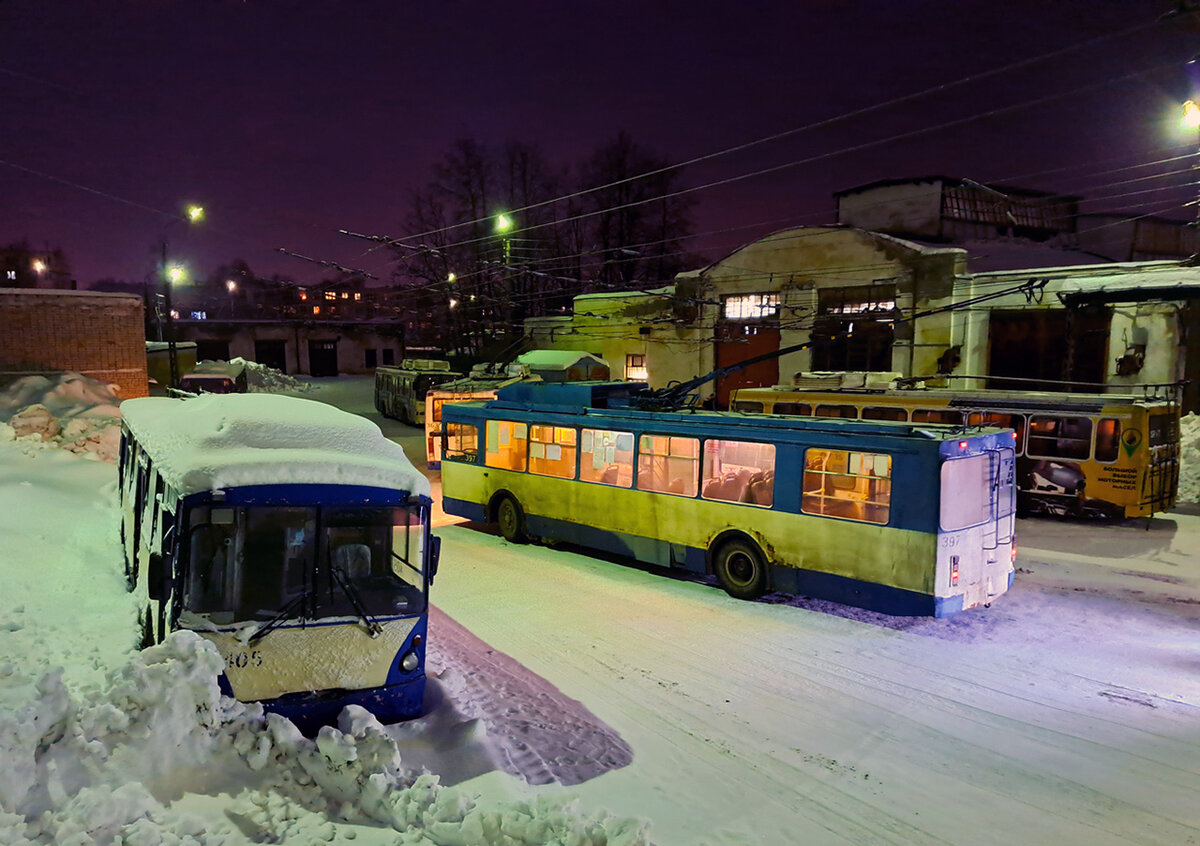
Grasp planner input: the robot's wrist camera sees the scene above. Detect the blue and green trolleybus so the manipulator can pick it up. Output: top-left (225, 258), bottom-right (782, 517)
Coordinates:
top-left (440, 380), bottom-right (1016, 617)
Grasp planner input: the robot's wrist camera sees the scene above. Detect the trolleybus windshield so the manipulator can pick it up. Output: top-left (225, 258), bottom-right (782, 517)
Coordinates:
top-left (184, 504), bottom-right (427, 625)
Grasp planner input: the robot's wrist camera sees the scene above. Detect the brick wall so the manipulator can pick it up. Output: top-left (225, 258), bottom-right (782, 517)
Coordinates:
top-left (0, 288), bottom-right (149, 399)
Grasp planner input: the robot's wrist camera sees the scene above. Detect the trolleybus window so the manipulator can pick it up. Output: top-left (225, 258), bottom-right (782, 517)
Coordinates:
top-left (1028, 415), bottom-right (1092, 460)
top-left (775, 402), bottom-right (811, 415)
top-left (913, 409), bottom-right (964, 425)
top-left (1148, 414), bottom-right (1175, 445)
top-left (967, 411), bottom-right (1026, 451)
top-left (701, 439), bottom-right (776, 506)
top-left (802, 449), bottom-right (892, 524)
top-left (529, 425), bottom-right (578, 479)
top-left (444, 422), bottom-right (479, 462)
top-left (863, 406), bottom-right (908, 421)
top-left (940, 455), bottom-right (991, 531)
top-left (1095, 418), bottom-right (1121, 463)
top-left (485, 420), bottom-right (528, 471)
top-left (580, 428), bottom-right (635, 487)
top-left (637, 435), bottom-right (700, 496)
top-left (816, 404), bottom-right (857, 418)
top-left (730, 400), bottom-right (765, 413)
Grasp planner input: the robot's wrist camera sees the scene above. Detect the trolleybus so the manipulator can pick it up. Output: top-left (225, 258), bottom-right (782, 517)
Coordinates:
top-left (374, 359), bottom-right (461, 426)
top-left (119, 393), bottom-right (440, 731)
top-left (440, 380), bottom-right (1016, 617)
top-left (730, 380), bottom-right (1180, 519)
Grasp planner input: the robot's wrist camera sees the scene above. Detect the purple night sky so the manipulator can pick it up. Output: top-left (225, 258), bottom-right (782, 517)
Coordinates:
top-left (2, 1), bottom-right (1197, 288)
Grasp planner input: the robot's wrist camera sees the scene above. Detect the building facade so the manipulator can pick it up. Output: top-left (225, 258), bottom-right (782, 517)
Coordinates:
top-left (0, 288), bottom-right (148, 398)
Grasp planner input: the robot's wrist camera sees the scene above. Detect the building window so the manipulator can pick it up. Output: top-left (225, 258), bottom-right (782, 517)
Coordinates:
top-left (365, 349), bottom-right (378, 368)
top-left (723, 293), bottom-right (779, 320)
top-left (5, 270), bottom-right (15, 280)
top-left (324, 291), bottom-right (336, 301)
top-left (312, 306), bottom-right (320, 315)
top-left (190, 311), bottom-right (207, 320)
top-left (354, 292), bottom-right (361, 301)
top-left (299, 291), bottom-right (308, 301)
top-left (625, 353), bottom-right (648, 381)
top-left (341, 292), bottom-right (349, 299)
top-left (382, 349), bottom-right (395, 365)
top-left (802, 449), bottom-right (892, 524)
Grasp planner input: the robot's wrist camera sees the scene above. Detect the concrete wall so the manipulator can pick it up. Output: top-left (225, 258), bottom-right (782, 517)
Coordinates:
top-left (0, 288), bottom-right (148, 398)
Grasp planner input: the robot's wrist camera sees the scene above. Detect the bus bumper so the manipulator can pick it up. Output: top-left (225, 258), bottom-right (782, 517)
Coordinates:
top-left (246, 677), bottom-right (427, 736)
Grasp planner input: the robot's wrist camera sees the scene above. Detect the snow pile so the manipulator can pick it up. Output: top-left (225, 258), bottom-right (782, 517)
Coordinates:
top-left (231, 357), bottom-right (313, 393)
top-left (1179, 412), bottom-right (1200, 503)
top-left (121, 394), bottom-right (431, 496)
top-left (0, 631), bottom-right (649, 845)
top-left (0, 373), bottom-right (122, 462)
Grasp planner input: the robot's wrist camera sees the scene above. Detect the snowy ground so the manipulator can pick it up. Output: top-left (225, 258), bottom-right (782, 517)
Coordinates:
top-left (0, 375), bottom-right (1197, 844)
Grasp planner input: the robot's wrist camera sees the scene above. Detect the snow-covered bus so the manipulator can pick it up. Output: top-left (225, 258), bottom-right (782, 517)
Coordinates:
top-left (374, 359), bottom-right (461, 426)
top-left (119, 393), bottom-right (440, 731)
top-left (730, 380), bottom-right (1181, 519)
top-left (440, 381), bottom-right (1016, 617)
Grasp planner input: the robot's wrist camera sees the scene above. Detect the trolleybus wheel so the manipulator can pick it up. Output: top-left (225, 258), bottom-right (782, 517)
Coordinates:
top-left (496, 495), bottom-right (527, 544)
top-left (714, 538), bottom-right (767, 600)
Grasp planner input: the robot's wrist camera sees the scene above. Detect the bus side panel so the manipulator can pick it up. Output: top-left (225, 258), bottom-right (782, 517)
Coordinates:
top-left (443, 463), bottom-right (944, 598)
top-left (769, 566), bottom-right (949, 617)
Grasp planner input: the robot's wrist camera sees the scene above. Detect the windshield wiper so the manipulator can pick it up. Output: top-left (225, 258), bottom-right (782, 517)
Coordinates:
top-left (330, 566), bottom-right (383, 637)
top-left (246, 591), bottom-right (311, 644)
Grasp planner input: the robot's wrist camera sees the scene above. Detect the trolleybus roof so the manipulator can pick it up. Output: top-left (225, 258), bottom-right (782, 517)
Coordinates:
top-left (121, 394), bottom-right (429, 497)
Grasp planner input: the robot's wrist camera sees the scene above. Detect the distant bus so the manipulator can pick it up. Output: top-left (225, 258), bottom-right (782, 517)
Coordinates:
top-left (119, 393), bottom-right (440, 731)
top-left (179, 360), bottom-right (248, 395)
top-left (441, 381), bottom-right (1016, 617)
top-left (425, 366), bottom-right (517, 469)
top-left (375, 359), bottom-right (461, 426)
top-left (730, 383), bottom-right (1180, 519)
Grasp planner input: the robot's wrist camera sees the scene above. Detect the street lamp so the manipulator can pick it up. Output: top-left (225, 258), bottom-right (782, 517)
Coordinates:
top-left (159, 203), bottom-right (204, 389)
top-left (1182, 102), bottom-right (1200, 264)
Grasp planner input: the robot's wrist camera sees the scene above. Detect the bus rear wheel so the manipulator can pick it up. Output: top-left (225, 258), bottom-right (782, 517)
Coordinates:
top-left (496, 495), bottom-right (527, 544)
top-left (714, 538), bottom-right (767, 600)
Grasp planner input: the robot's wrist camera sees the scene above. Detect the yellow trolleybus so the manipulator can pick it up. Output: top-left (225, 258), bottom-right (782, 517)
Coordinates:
top-left (730, 382), bottom-right (1180, 519)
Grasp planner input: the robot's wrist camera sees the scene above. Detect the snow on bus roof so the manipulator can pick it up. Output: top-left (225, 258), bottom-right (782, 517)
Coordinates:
top-left (120, 394), bottom-right (429, 497)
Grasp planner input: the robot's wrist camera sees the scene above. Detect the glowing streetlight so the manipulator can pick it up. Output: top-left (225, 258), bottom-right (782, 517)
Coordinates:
top-left (32, 259), bottom-right (46, 274)
top-left (186, 204), bottom-right (205, 223)
top-left (494, 213), bottom-right (513, 233)
top-left (226, 279), bottom-right (237, 293)
top-left (166, 265), bottom-right (186, 285)
top-left (449, 297), bottom-right (459, 309)
top-left (447, 272), bottom-right (456, 283)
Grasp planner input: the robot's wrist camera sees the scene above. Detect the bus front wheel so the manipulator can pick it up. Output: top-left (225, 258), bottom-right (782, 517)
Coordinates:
top-left (714, 538), bottom-right (767, 600)
top-left (496, 495), bottom-right (527, 544)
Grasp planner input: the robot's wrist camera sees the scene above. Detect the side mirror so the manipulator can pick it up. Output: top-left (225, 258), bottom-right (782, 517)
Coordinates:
top-left (428, 535), bottom-right (441, 583)
top-left (147, 552), bottom-right (169, 600)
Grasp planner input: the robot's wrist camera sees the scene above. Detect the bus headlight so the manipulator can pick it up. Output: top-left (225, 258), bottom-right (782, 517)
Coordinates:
top-left (400, 651), bottom-right (419, 673)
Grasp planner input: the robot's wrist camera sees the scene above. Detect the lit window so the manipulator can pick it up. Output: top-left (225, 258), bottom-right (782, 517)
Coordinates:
top-left (580, 429), bottom-right (634, 487)
top-left (313, 306), bottom-right (320, 315)
top-left (1027, 415), bottom-right (1092, 461)
top-left (190, 311), bottom-right (207, 320)
top-left (444, 422), bottom-right (479, 462)
top-left (529, 425), bottom-right (577, 479)
top-left (299, 292), bottom-right (308, 301)
top-left (354, 293), bottom-right (361, 301)
top-left (802, 449), bottom-right (891, 524)
top-left (637, 435), bottom-right (699, 496)
top-left (484, 420), bottom-right (528, 472)
top-left (701, 440), bottom-right (775, 506)
top-left (723, 293), bottom-right (779, 320)
top-left (625, 353), bottom-right (648, 381)
top-left (324, 291), bottom-right (336, 301)
top-left (341, 292), bottom-right (349, 299)
top-left (5, 270), bottom-right (15, 280)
